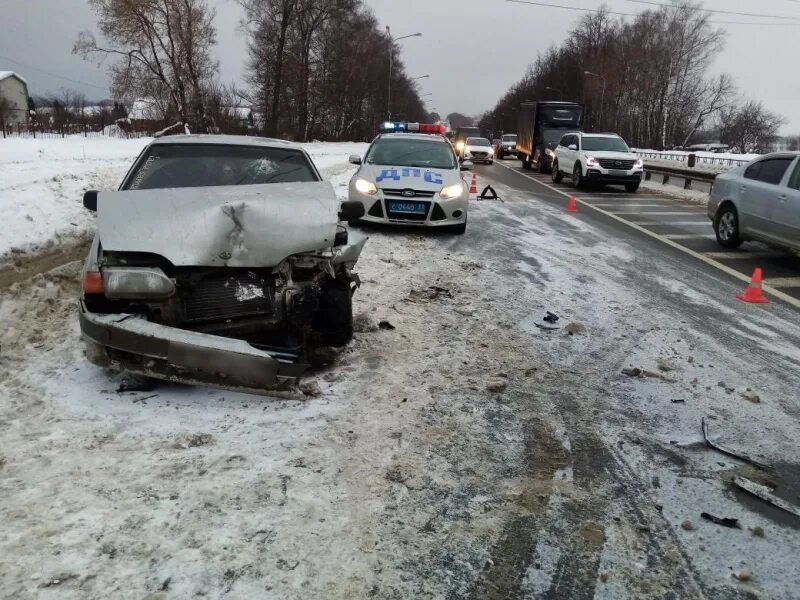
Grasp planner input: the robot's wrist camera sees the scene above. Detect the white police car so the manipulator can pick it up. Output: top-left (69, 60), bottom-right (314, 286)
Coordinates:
top-left (347, 122), bottom-right (471, 234)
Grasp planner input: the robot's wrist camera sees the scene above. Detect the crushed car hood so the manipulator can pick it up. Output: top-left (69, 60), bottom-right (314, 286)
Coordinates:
top-left (98, 182), bottom-right (339, 268)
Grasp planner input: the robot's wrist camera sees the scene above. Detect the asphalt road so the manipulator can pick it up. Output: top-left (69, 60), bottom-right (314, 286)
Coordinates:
top-left (477, 158), bottom-right (800, 308)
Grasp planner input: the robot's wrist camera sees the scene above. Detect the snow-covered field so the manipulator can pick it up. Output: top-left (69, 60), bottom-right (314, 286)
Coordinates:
top-left (1, 138), bottom-right (799, 598)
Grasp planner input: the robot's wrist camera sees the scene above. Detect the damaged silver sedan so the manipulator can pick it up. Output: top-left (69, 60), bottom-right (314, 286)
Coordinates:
top-left (79, 135), bottom-right (366, 394)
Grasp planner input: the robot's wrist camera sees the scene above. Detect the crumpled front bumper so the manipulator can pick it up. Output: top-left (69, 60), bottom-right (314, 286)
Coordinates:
top-left (79, 301), bottom-right (307, 394)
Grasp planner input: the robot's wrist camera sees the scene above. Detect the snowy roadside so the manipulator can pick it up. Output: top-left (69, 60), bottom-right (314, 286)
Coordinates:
top-left (1, 162), bottom-right (799, 598)
top-left (0, 137), bottom-right (368, 284)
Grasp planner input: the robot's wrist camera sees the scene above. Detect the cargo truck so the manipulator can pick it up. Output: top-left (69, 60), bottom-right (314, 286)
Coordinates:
top-left (517, 101), bottom-right (584, 173)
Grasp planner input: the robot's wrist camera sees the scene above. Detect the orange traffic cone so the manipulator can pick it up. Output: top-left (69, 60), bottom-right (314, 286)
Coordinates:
top-left (567, 196), bottom-right (578, 213)
top-left (469, 173), bottom-right (478, 195)
top-left (737, 267), bottom-right (769, 304)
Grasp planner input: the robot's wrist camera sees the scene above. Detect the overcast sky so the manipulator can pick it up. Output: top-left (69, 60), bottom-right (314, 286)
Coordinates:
top-left (2, 0), bottom-right (798, 132)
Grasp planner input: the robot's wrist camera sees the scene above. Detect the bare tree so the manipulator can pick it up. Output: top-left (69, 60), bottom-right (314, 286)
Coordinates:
top-left (719, 100), bottom-right (786, 153)
top-left (681, 73), bottom-right (735, 147)
top-left (74, 0), bottom-right (218, 132)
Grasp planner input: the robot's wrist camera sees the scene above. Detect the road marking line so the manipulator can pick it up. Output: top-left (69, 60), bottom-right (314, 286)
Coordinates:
top-left (703, 251), bottom-right (783, 260)
top-left (493, 160), bottom-right (800, 309)
top-left (613, 211), bottom-right (697, 216)
top-left (629, 220), bottom-right (709, 226)
top-left (763, 277), bottom-right (800, 288)
top-left (664, 234), bottom-right (712, 239)
top-left (591, 203), bottom-right (674, 208)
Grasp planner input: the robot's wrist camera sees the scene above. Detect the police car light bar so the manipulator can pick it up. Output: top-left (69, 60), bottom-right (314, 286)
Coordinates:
top-left (379, 121), bottom-right (446, 134)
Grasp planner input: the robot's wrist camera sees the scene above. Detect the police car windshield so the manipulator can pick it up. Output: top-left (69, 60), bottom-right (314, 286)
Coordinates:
top-left (366, 138), bottom-right (456, 169)
top-left (467, 138), bottom-right (490, 146)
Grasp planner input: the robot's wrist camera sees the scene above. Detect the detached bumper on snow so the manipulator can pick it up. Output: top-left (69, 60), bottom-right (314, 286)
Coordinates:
top-left (79, 301), bottom-right (307, 394)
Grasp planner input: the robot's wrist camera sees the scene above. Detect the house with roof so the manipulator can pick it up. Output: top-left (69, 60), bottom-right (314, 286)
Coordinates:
top-left (0, 71), bottom-right (30, 126)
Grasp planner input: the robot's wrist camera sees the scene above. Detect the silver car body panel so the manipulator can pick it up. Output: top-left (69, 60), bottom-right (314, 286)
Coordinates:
top-left (98, 181), bottom-right (339, 268)
top-left (708, 153), bottom-right (800, 252)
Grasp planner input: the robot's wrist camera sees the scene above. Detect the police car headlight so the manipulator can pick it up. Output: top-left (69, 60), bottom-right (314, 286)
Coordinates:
top-left (545, 148), bottom-right (554, 157)
top-left (439, 183), bottom-right (463, 200)
top-left (456, 141), bottom-right (465, 151)
top-left (488, 148), bottom-right (494, 155)
top-left (354, 178), bottom-right (377, 195)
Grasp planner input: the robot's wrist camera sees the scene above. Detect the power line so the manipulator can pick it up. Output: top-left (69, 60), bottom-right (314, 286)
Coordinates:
top-left (624, 0), bottom-right (800, 21)
top-left (0, 53), bottom-right (109, 92)
top-left (504, 0), bottom-right (800, 26)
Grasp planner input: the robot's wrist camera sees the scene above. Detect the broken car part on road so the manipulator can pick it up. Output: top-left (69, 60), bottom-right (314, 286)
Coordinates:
top-left (701, 417), bottom-right (772, 470)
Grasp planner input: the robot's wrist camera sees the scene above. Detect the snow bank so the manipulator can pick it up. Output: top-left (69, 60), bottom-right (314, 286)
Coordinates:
top-left (0, 137), bottom-right (368, 269)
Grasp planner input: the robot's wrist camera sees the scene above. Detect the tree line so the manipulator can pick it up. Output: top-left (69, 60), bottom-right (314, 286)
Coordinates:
top-left (72, 0), bottom-right (426, 140)
top-left (480, 3), bottom-right (786, 153)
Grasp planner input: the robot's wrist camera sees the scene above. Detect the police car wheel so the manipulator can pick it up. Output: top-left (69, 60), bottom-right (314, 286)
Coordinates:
top-left (449, 219), bottom-right (467, 235)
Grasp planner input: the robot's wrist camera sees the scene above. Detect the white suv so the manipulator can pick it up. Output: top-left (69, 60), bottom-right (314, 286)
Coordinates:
top-left (551, 132), bottom-right (643, 192)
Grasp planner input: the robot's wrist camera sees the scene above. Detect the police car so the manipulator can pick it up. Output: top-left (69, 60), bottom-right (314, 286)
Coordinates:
top-left (347, 122), bottom-right (471, 234)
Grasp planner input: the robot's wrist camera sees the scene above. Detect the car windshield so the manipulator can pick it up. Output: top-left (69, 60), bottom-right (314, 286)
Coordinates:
top-left (365, 138), bottom-right (456, 169)
top-left (502, 134), bottom-right (517, 142)
top-left (123, 144), bottom-right (318, 190)
top-left (467, 138), bottom-right (491, 146)
top-left (582, 136), bottom-right (630, 152)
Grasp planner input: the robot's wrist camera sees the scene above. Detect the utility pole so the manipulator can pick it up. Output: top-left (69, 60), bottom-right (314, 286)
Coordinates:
top-left (386, 27), bottom-right (422, 120)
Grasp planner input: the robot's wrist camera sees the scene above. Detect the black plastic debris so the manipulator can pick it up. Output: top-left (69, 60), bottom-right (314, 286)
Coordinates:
top-left (378, 320), bottom-right (395, 330)
top-left (543, 311), bottom-right (559, 324)
top-left (671, 398), bottom-right (686, 404)
top-left (700, 512), bottom-right (741, 528)
top-left (621, 367), bottom-right (642, 377)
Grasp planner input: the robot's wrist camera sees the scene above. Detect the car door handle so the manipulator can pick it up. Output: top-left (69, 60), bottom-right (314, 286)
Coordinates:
top-left (778, 194), bottom-right (787, 202)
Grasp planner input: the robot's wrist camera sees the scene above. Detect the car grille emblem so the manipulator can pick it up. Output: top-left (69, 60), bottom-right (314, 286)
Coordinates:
top-left (615, 161), bottom-right (621, 166)
top-left (401, 189), bottom-right (416, 198)
top-left (218, 251), bottom-right (232, 260)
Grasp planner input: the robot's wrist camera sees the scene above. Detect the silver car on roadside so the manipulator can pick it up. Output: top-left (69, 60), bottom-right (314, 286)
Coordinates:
top-left (708, 151), bottom-right (800, 252)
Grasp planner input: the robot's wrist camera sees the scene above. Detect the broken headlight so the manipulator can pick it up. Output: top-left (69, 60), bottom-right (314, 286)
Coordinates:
top-left (102, 267), bottom-right (175, 300)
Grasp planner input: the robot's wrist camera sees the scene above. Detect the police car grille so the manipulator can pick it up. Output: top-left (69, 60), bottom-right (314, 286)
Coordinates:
top-left (471, 152), bottom-right (488, 158)
top-left (598, 158), bottom-right (635, 169)
top-left (381, 188), bottom-right (435, 198)
top-left (183, 272), bottom-right (273, 323)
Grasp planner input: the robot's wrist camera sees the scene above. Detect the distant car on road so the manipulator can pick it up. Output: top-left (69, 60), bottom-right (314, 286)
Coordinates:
top-left (348, 126), bottom-right (470, 234)
top-left (551, 132), bottom-right (644, 192)
top-left (454, 126), bottom-right (481, 158)
top-left (497, 134), bottom-right (518, 160)
top-left (463, 137), bottom-right (494, 164)
top-left (708, 151), bottom-right (800, 252)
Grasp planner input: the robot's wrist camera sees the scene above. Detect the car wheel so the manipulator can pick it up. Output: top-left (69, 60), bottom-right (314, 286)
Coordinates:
top-left (572, 163), bottom-right (584, 189)
top-left (625, 182), bottom-right (640, 193)
top-left (312, 278), bottom-right (353, 347)
top-left (714, 204), bottom-right (742, 249)
top-left (552, 161), bottom-right (563, 183)
top-left (487, 160), bottom-right (494, 165)
top-left (449, 218), bottom-right (467, 235)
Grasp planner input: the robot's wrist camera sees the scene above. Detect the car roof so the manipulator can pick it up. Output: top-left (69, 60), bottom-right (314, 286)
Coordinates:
top-left (147, 134), bottom-right (302, 150)
top-left (376, 133), bottom-right (449, 143)
top-left (577, 132), bottom-right (621, 138)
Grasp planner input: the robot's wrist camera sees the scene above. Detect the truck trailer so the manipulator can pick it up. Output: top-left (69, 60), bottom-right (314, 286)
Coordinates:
top-left (517, 101), bottom-right (584, 173)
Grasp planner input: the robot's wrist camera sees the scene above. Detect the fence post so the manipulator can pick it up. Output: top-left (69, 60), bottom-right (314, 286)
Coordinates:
top-left (662, 174), bottom-right (670, 185)
top-left (683, 177), bottom-right (692, 190)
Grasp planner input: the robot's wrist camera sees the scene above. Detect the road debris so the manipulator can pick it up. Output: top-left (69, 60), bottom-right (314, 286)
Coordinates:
top-left (751, 526), bottom-right (765, 537)
top-left (299, 380), bottom-right (323, 397)
top-left (565, 322), bottom-right (586, 335)
top-left (733, 476), bottom-right (800, 519)
top-left (406, 286), bottom-right (452, 303)
top-left (681, 520), bottom-right (695, 531)
top-left (740, 389), bottom-right (761, 403)
top-left (700, 512), bottom-right (741, 528)
top-left (486, 379), bottom-right (508, 393)
top-left (378, 320), bottom-right (395, 330)
top-left (732, 569), bottom-right (752, 582)
top-left (543, 311), bottom-right (559, 323)
top-left (671, 398), bottom-right (686, 404)
top-left (701, 417), bottom-right (771, 470)
top-left (657, 358), bottom-right (676, 372)
top-left (353, 313), bottom-right (379, 333)
top-left (621, 367), bottom-right (642, 377)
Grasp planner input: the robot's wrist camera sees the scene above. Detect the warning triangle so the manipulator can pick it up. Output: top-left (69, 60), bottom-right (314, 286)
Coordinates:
top-left (478, 184), bottom-right (498, 200)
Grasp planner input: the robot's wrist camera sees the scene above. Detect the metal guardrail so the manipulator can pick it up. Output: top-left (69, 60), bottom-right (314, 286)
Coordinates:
top-left (635, 150), bottom-right (750, 168)
top-left (642, 160), bottom-right (716, 191)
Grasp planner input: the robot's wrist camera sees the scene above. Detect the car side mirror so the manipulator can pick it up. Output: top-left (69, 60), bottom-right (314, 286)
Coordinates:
top-left (338, 200), bottom-right (365, 222)
top-left (568, 144), bottom-right (578, 151)
top-left (460, 160), bottom-right (474, 171)
top-left (83, 190), bottom-right (98, 212)
top-left (349, 154), bottom-right (362, 165)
